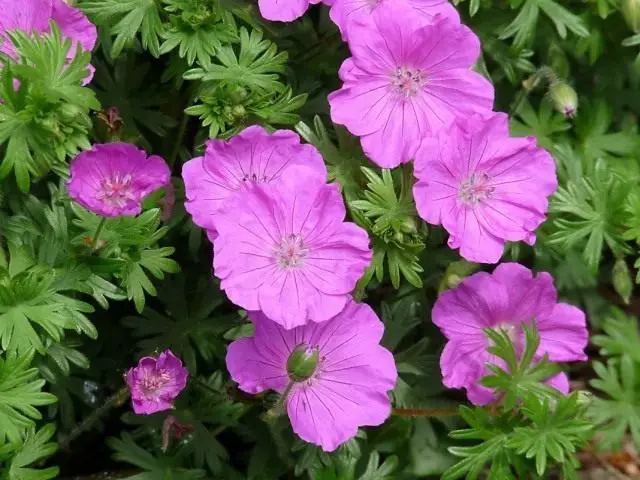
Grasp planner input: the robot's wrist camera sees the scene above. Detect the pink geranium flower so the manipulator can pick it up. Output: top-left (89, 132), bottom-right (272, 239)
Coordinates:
top-left (226, 302), bottom-right (397, 451)
top-left (413, 113), bottom-right (557, 263)
top-left (213, 177), bottom-right (372, 329)
top-left (125, 350), bottom-right (189, 415)
top-left (328, 3), bottom-right (493, 168)
top-left (0, 0), bottom-right (97, 83)
top-left (330, 0), bottom-right (459, 41)
top-left (433, 263), bottom-right (588, 405)
top-left (182, 125), bottom-right (326, 240)
top-left (67, 143), bottom-right (171, 218)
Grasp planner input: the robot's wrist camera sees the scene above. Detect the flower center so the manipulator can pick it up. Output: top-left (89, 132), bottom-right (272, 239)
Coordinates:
top-left (140, 370), bottom-right (171, 396)
top-left (458, 172), bottom-right (494, 205)
top-left (390, 67), bottom-right (426, 98)
top-left (97, 173), bottom-right (135, 208)
top-left (274, 234), bottom-right (309, 269)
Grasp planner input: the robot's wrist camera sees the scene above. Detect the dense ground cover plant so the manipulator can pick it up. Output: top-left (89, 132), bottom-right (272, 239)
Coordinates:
top-left (2, 0), bottom-right (640, 478)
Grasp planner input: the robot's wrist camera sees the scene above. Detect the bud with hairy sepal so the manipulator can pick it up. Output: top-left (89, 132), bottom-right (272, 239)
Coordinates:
top-left (549, 81), bottom-right (578, 118)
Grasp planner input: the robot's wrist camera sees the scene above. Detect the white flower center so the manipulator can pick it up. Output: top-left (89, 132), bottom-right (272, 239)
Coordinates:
top-left (274, 234), bottom-right (309, 270)
top-left (140, 369), bottom-right (171, 396)
top-left (97, 173), bottom-right (135, 208)
top-left (458, 172), bottom-right (494, 205)
top-left (390, 67), bottom-right (426, 98)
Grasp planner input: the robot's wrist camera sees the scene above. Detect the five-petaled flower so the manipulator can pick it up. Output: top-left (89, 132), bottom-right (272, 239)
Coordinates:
top-left (125, 350), bottom-right (189, 415)
top-left (226, 301), bottom-right (397, 451)
top-left (432, 263), bottom-right (588, 405)
top-left (212, 176), bottom-right (372, 329)
top-left (329, 3), bottom-right (494, 168)
top-left (67, 143), bottom-right (171, 218)
top-left (413, 113), bottom-right (557, 263)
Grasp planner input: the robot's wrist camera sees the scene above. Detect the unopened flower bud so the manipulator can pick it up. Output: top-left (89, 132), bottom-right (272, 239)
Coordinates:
top-left (613, 258), bottom-right (633, 305)
top-left (400, 217), bottom-right (418, 234)
top-left (287, 345), bottom-right (319, 382)
top-left (232, 105), bottom-right (246, 118)
top-left (549, 81), bottom-right (578, 118)
top-left (58, 103), bottom-right (83, 122)
top-left (623, 0), bottom-right (640, 33)
top-left (230, 86), bottom-right (249, 103)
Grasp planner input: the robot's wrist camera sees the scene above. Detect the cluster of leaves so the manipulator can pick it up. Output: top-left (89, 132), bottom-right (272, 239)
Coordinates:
top-left (80, 0), bottom-right (306, 139)
top-left (0, 25), bottom-right (100, 191)
top-left (590, 308), bottom-right (640, 450)
top-left (444, 324), bottom-right (593, 479)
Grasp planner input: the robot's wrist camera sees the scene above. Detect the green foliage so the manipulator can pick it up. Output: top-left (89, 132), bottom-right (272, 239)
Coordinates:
top-left (444, 324), bottom-right (592, 479)
top-left (0, 424), bottom-right (59, 480)
top-left (79, 0), bottom-right (164, 58)
top-left (71, 205), bottom-right (180, 312)
top-left (0, 351), bottom-right (56, 445)
top-left (590, 308), bottom-right (640, 449)
top-left (0, 25), bottom-right (99, 192)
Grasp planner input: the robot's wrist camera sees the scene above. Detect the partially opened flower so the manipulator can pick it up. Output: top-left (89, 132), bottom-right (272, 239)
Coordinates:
top-left (433, 263), bottom-right (588, 405)
top-left (213, 177), bottom-right (372, 329)
top-left (329, 4), bottom-right (493, 168)
top-left (226, 302), bottom-right (397, 451)
top-left (182, 125), bottom-right (326, 240)
top-left (413, 113), bottom-right (557, 263)
top-left (330, 0), bottom-right (458, 41)
top-left (258, 0), bottom-right (322, 21)
top-left (125, 350), bottom-right (189, 415)
top-left (67, 143), bottom-right (171, 217)
top-left (0, 0), bottom-right (97, 83)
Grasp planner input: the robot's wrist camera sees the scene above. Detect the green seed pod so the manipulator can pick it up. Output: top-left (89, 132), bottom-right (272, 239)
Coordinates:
top-left (612, 258), bottom-right (633, 305)
top-left (287, 345), bottom-right (320, 382)
top-left (623, 0), bottom-right (640, 33)
top-left (549, 81), bottom-right (578, 118)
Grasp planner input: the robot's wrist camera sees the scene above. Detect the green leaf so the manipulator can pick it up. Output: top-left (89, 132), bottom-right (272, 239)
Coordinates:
top-left (79, 0), bottom-right (163, 57)
top-left (589, 357), bottom-right (640, 450)
top-left (0, 351), bottom-right (56, 444)
top-left (184, 27), bottom-right (288, 92)
top-left (1, 424), bottom-right (59, 480)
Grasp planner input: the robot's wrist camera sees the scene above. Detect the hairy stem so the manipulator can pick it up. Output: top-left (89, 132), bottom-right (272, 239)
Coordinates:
top-left (59, 387), bottom-right (130, 452)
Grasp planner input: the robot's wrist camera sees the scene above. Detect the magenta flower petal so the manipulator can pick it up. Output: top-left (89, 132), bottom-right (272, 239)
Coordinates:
top-left (226, 302), bottom-right (397, 451)
top-left (329, 5), bottom-right (494, 168)
top-left (213, 179), bottom-right (372, 329)
top-left (414, 113), bottom-right (557, 263)
top-left (434, 263), bottom-right (588, 405)
top-left (125, 350), bottom-right (189, 415)
top-left (182, 126), bottom-right (326, 239)
top-left (258, 0), bottom-right (322, 21)
top-left (67, 143), bottom-right (171, 218)
top-left (330, 0), bottom-right (459, 41)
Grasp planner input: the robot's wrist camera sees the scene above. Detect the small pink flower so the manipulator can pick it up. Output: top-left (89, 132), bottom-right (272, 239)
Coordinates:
top-left (213, 176), bottom-right (372, 329)
top-left (182, 125), bottom-right (326, 239)
top-left (330, 0), bottom-right (459, 41)
top-left (0, 0), bottom-right (97, 84)
top-left (433, 263), bottom-right (588, 405)
top-left (125, 350), bottom-right (189, 415)
top-left (328, 3), bottom-right (493, 168)
top-left (226, 302), bottom-right (397, 451)
top-left (413, 113), bottom-right (557, 263)
top-left (67, 143), bottom-right (171, 218)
